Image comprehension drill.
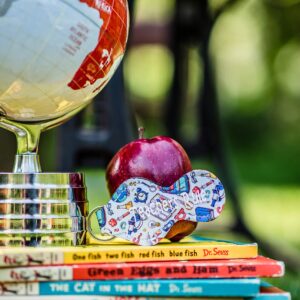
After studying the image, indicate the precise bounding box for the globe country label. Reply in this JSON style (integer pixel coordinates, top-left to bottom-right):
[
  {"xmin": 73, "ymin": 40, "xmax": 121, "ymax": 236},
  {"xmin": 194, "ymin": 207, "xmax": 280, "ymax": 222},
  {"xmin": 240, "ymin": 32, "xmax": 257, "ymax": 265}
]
[{"xmin": 0, "ymin": 0, "xmax": 128, "ymax": 122}]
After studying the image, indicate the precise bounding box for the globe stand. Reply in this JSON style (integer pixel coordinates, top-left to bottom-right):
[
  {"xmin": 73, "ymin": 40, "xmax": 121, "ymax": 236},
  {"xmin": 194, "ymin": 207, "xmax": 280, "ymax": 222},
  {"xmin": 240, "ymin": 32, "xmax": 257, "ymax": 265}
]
[{"xmin": 0, "ymin": 106, "xmax": 88, "ymax": 246}]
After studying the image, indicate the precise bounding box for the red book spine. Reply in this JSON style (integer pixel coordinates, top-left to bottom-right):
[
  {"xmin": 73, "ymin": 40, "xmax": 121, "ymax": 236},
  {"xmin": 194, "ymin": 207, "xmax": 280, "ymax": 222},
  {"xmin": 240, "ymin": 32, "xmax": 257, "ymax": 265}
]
[{"xmin": 72, "ymin": 256, "xmax": 284, "ymax": 280}]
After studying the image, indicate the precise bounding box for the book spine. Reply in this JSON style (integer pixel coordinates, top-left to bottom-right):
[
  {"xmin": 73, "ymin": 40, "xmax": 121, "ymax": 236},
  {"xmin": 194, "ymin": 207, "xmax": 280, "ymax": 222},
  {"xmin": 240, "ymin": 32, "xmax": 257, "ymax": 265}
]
[
  {"xmin": 0, "ymin": 297, "xmax": 147, "ymax": 300},
  {"xmin": 0, "ymin": 252, "xmax": 64, "ymax": 267},
  {"xmin": 0, "ymin": 242, "xmax": 258, "ymax": 267},
  {"xmin": 1, "ymin": 293, "xmax": 289, "ymax": 300},
  {"xmin": 0, "ymin": 297, "xmax": 242, "ymax": 300},
  {"xmin": 63, "ymin": 244, "xmax": 258, "ymax": 264},
  {"xmin": 0, "ymin": 279, "xmax": 260, "ymax": 297},
  {"xmin": 0, "ymin": 258, "xmax": 284, "ymax": 282},
  {"xmin": 0, "ymin": 297, "xmax": 148, "ymax": 300},
  {"xmin": 254, "ymin": 285, "xmax": 291, "ymax": 300},
  {"xmin": 254, "ymin": 294, "xmax": 291, "ymax": 300},
  {"xmin": 73, "ymin": 259, "xmax": 282, "ymax": 280},
  {"xmin": 0, "ymin": 266, "xmax": 73, "ymax": 282}
]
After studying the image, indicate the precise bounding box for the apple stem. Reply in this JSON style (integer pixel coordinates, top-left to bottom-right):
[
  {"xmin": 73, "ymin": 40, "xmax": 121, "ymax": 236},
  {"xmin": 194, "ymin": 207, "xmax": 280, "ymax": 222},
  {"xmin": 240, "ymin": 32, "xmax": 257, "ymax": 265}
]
[{"xmin": 138, "ymin": 127, "xmax": 145, "ymax": 139}]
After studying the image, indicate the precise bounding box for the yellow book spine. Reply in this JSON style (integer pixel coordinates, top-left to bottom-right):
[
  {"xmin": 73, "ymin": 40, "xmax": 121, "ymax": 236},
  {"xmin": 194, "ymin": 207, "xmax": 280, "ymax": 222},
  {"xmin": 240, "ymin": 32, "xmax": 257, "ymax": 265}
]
[{"xmin": 63, "ymin": 243, "xmax": 258, "ymax": 264}]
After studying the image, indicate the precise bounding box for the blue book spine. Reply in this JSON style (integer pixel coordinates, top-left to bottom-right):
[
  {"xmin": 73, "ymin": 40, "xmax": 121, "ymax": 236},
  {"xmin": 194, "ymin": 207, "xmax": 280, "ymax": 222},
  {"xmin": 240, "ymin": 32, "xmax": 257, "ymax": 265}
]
[
  {"xmin": 38, "ymin": 279, "xmax": 260, "ymax": 297},
  {"xmin": 253, "ymin": 294, "xmax": 291, "ymax": 300},
  {"xmin": 251, "ymin": 282, "xmax": 291, "ymax": 300}
]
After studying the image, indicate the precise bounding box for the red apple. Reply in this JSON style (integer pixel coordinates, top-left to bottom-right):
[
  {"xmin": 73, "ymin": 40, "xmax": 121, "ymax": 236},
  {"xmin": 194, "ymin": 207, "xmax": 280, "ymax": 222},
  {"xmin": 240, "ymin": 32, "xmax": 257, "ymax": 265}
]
[{"xmin": 105, "ymin": 128, "xmax": 197, "ymax": 241}]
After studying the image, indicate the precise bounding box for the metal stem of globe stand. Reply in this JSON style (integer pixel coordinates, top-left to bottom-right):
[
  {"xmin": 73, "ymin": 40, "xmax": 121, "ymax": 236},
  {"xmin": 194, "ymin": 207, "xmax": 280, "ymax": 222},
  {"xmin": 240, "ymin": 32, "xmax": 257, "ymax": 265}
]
[
  {"xmin": 0, "ymin": 105, "xmax": 86, "ymax": 173},
  {"xmin": 0, "ymin": 118, "xmax": 42, "ymax": 173},
  {"xmin": 0, "ymin": 105, "xmax": 89, "ymax": 246},
  {"xmin": 13, "ymin": 154, "xmax": 41, "ymax": 174}
]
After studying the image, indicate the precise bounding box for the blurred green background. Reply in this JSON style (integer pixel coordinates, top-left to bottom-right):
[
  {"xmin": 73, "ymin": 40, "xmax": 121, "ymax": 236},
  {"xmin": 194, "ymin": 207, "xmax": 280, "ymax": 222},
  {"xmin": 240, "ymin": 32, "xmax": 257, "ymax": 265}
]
[
  {"xmin": 88, "ymin": 0, "xmax": 300, "ymax": 299},
  {"xmin": 91, "ymin": 0, "xmax": 300, "ymax": 297},
  {"xmin": 1, "ymin": 0, "xmax": 300, "ymax": 298}
]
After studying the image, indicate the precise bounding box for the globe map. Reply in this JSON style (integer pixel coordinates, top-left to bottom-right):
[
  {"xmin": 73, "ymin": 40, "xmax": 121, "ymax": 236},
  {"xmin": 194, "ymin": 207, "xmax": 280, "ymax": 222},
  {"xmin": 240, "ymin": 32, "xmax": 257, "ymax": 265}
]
[{"xmin": 0, "ymin": 0, "xmax": 128, "ymax": 122}]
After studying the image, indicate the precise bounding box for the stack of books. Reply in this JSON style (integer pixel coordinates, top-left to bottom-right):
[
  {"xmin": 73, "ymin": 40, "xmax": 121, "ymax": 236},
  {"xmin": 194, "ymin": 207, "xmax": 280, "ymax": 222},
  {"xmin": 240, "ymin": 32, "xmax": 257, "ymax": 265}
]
[{"xmin": 0, "ymin": 236, "xmax": 290, "ymax": 299}]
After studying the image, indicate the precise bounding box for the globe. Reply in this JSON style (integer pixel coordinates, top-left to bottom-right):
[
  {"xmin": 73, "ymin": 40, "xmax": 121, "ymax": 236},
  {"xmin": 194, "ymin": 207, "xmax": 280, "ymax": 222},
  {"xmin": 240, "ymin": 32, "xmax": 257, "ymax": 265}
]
[{"xmin": 0, "ymin": 0, "xmax": 129, "ymax": 122}]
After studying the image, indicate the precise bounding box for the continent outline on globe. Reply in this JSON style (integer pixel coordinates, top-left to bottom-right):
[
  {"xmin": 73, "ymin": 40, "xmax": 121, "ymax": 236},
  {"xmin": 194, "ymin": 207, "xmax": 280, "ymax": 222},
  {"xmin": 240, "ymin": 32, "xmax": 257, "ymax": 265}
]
[
  {"xmin": 0, "ymin": 0, "xmax": 128, "ymax": 122},
  {"xmin": 68, "ymin": 0, "xmax": 128, "ymax": 92}
]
